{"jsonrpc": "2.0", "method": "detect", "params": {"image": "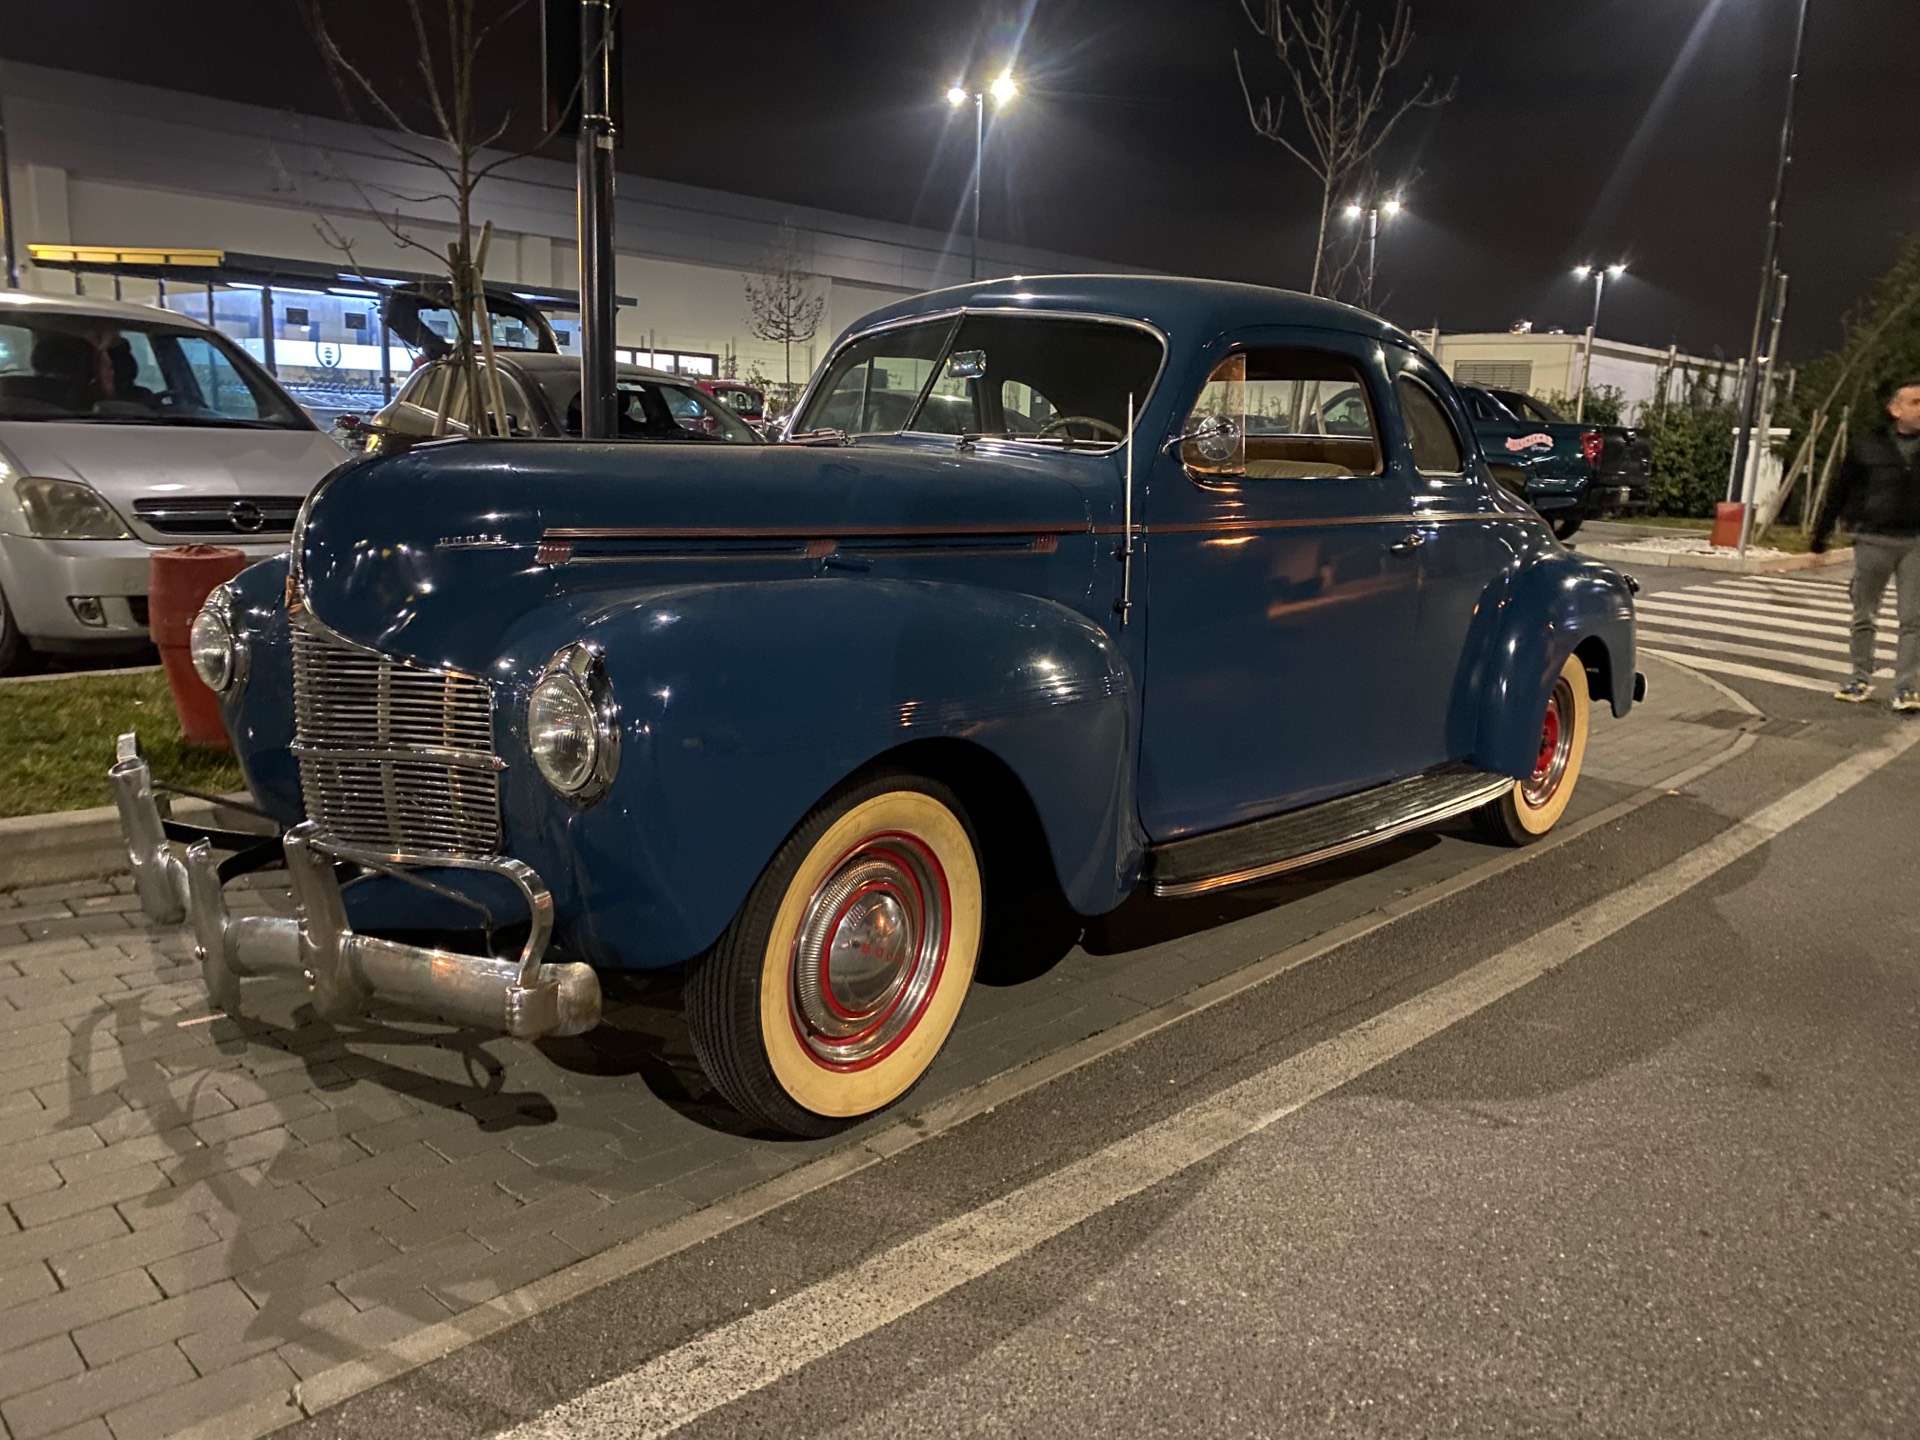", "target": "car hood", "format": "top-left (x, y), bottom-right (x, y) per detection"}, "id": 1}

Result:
top-left (296, 437), bottom-right (1099, 671)
top-left (0, 422), bottom-right (345, 506)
